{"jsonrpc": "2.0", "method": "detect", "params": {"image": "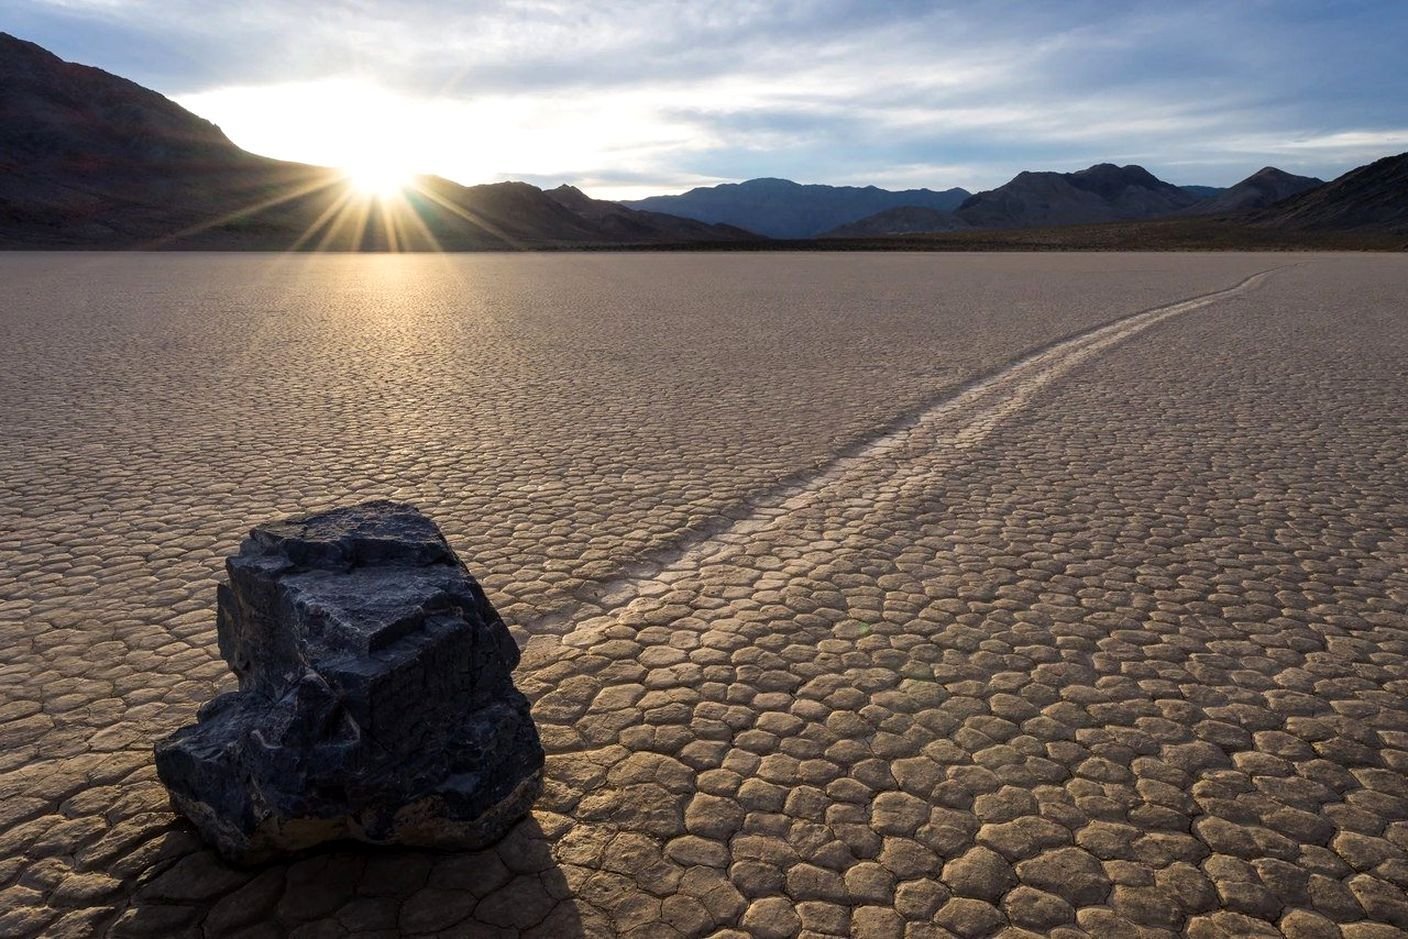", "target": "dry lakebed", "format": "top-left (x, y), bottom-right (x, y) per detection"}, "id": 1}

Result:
top-left (1, 251), bottom-right (1406, 938)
